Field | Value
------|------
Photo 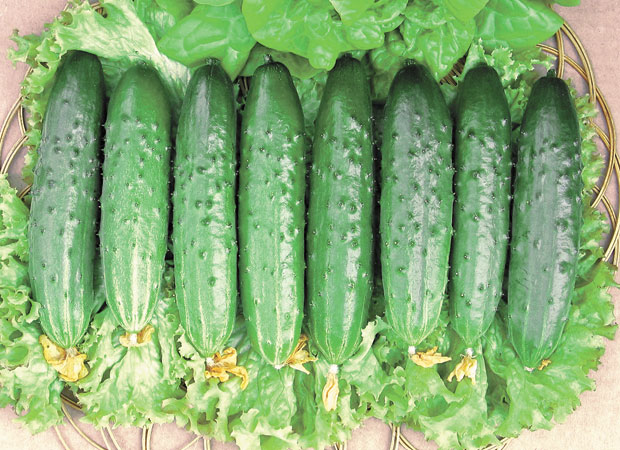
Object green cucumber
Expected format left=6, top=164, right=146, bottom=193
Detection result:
left=238, top=60, right=306, bottom=366
left=380, top=62, right=453, bottom=348
left=172, top=61, right=237, bottom=358
left=307, top=56, right=374, bottom=365
left=100, top=64, right=172, bottom=333
left=28, top=51, right=105, bottom=349
left=507, top=72, right=583, bottom=369
left=449, top=64, right=512, bottom=347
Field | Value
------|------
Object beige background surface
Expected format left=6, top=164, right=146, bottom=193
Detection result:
left=1, top=1, right=619, bottom=449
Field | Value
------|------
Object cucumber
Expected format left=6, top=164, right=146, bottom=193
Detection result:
left=380, top=62, right=453, bottom=348
left=100, top=64, right=172, bottom=334
left=507, top=72, right=583, bottom=369
left=28, top=51, right=105, bottom=350
left=307, top=55, right=373, bottom=366
left=172, top=61, right=237, bottom=358
left=449, top=64, right=511, bottom=347
left=238, top=60, right=306, bottom=366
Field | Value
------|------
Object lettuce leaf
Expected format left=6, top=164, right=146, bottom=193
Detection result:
left=368, top=31, right=407, bottom=101
left=76, top=268, right=185, bottom=428
left=295, top=319, right=392, bottom=450
left=194, top=0, right=236, bottom=5
left=154, top=0, right=194, bottom=20
left=241, top=0, right=407, bottom=70
left=368, top=311, right=499, bottom=448
left=164, top=317, right=391, bottom=450
left=400, top=0, right=475, bottom=80
left=240, top=45, right=321, bottom=80
left=475, top=0, right=565, bottom=49
left=0, top=176, right=64, bottom=433
left=158, top=2, right=256, bottom=78
left=291, top=72, right=328, bottom=139
left=134, top=0, right=188, bottom=41
left=444, top=0, right=489, bottom=23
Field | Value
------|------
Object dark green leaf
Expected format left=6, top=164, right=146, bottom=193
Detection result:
left=444, top=0, right=489, bottom=23
left=400, top=0, right=475, bottom=79
left=475, top=0, right=565, bottom=49
left=242, top=0, right=406, bottom=70
left=194, top=0, right=235, bottom=5
left=240, top=44, right=321, bottom=79
left=158, top=3, right=256, bottom=78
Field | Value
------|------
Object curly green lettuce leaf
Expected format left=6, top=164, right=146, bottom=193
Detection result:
left=158, top=2, right=256, bottom=78
left=9, top=30, right=60, bottom=179
left=475, top=0, right=565, bottom=49
left=0, top=178, right=29, bottom=277
left=485, top=245, right=616, bottom=436
left=370, top=311, right=497, bottom=449
left=365, top=331, right=431, bottom=422
left=162, top=317, right=300, bottom=449
left=290, top=319, right=390, bottom=450
left=0, top=323, right=65, bottom=433
left=76, top=268, right=185, bottom=428
left=242, top=0, right=407, bottom=70
left=418, top=336, right=497, bottom=450
left=573, top=93, right=601, bottom=192
left=0, top=176, right=64, bottom=433
left=166, top=317, right=390, bottom=450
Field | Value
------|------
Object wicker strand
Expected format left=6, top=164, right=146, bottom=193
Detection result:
left=61, top=403, right=108, bottom=450
left=0, top=97, right=22, bottom=159
left=105, top=427, right=122, bottom=450
left=54, top=425, right=71, bottom=450
left=178, top=436, right=201, bottom=450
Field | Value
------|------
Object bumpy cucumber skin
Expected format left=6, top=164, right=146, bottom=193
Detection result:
left=100, top=65, right=172, bottom=333
left=307, top=56, right=374, bottom=365
left=507, top=74, right=583, bottom=369
left=172, top=62, right=237, bottom=358
left=238, top=62, right=306, bottom=366
left=449, top=65, right=512, bottom=347
left=28, top=51, right=105, bottom=349
left=380, top=63, right=453, bottom=347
